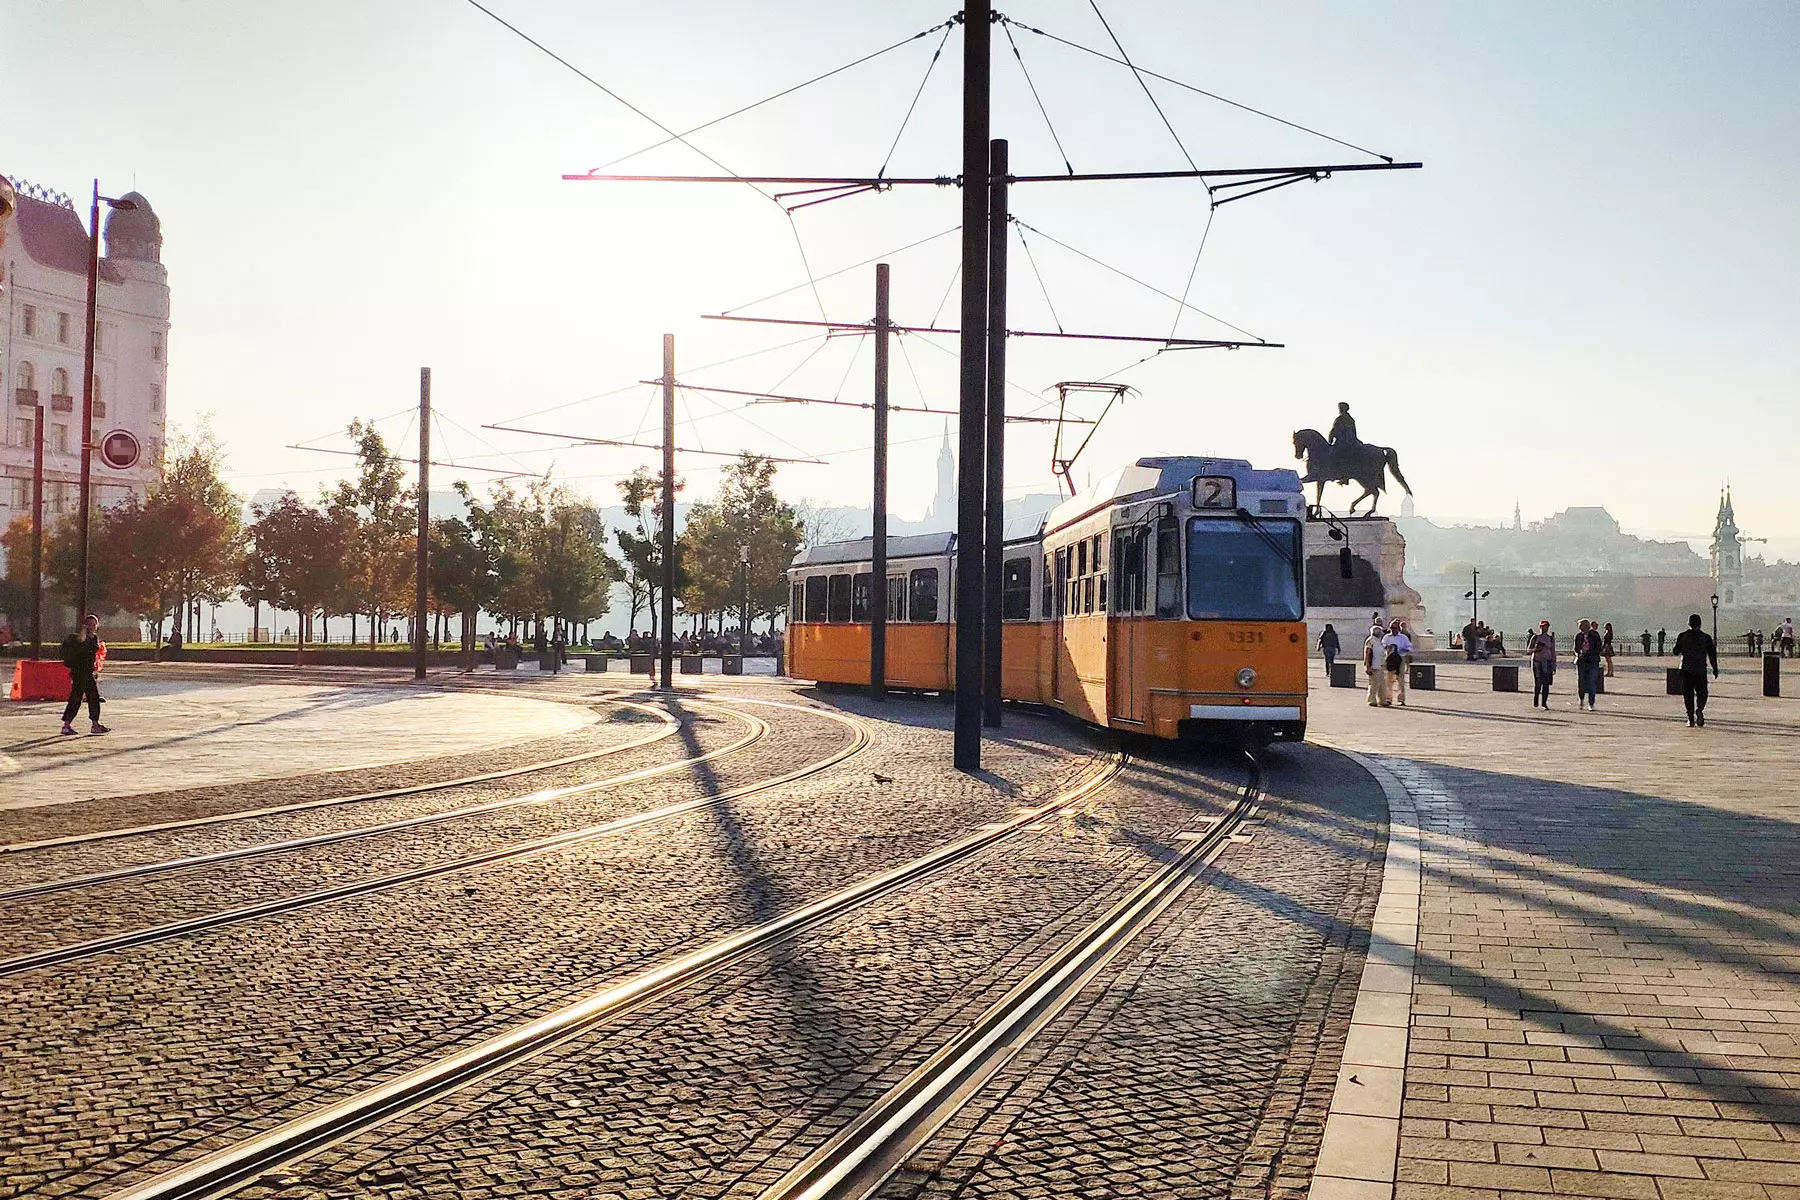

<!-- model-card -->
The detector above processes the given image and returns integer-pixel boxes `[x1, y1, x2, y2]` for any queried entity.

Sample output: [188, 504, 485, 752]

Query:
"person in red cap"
[1526, 619, 1557, 709]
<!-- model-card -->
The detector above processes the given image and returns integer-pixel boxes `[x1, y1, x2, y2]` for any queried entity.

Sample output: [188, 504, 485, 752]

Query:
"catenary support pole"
[660, 334, 677, 690]
[983, 138, 1008, 727]
[29, 404, 44, 659]
[871, 262, 890, 700]
[74, 181, 101, 620]
[953, 0, 992, 771]
[415, 368, 431, 680]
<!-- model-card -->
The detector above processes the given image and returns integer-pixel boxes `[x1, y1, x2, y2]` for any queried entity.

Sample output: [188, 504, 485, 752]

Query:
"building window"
[57, 312, 71, 344]
[52, 424, 69, 453]
[15, 361, 35, 393]
[51, 367, 70, 397]
[21, 306, 35, 339]
[94, 322, 105, 353]
[1002, 557, 1033, 621]
[908, 568, 940, 623]
[151, 332, 165, 362]
[150, 384, 163, 413]
[9, 478, 26, 508]
[12, 419, 32, 448]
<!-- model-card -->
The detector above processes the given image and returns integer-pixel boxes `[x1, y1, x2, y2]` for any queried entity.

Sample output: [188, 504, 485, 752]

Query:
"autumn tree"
[326, 421, 415, 647]
[246, 494, 349, 662]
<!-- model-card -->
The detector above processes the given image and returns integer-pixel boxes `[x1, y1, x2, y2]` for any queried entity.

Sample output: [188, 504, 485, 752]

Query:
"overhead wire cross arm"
[700, 312, 1284, 350]
[480, 422, 825, 466]
[661, 383, 1090, 426]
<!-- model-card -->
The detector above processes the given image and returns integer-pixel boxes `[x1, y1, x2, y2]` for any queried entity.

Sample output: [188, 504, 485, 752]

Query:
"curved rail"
[93, 739, 1117, 1200]
[760, 749, 1263, 1200]
[0, 704, 751, 902]
[0, 696, 682, 855]
[0, 700, 784, 977]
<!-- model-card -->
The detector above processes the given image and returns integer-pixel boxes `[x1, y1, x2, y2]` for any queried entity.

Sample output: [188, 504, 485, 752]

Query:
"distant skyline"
[4, 1, 1795, 549]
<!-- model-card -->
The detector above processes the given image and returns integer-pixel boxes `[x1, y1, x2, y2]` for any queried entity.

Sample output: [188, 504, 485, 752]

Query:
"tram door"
[1108, 529, 1142, 723]
[1051, 545, 1068, 703]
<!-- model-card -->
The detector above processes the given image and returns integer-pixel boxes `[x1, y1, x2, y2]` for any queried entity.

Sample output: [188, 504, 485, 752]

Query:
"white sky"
[5, 0, 1796, 550]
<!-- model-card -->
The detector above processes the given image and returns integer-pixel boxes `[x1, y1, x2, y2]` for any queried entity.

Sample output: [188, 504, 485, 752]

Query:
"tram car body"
[785, 456, 1309, 743]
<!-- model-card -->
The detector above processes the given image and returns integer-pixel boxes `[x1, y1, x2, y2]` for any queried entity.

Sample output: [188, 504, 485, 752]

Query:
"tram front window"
[1185, 519, 1302, 621]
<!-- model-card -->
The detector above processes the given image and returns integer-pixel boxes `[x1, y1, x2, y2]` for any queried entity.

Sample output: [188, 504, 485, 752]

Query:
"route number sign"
[98, 429, 140, 470]
[1191, 475, 1236, 511]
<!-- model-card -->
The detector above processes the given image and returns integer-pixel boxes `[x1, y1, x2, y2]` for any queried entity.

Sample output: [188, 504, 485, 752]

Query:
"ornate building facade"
[0, 175, 170, 573]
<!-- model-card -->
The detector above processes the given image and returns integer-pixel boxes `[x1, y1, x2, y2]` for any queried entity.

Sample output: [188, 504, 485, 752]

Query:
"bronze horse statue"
[1292, 429, 1413, 515]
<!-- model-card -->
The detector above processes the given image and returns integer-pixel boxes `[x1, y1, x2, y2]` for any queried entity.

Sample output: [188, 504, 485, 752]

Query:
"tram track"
[89, 746, 1128, 1200]
[0, 694, 682, 856]
[0, 701, 742, 902]
[0, 698, 863, 978]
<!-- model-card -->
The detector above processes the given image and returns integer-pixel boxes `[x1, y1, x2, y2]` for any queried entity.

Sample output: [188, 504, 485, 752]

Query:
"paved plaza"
[0, 657, 1793, 1199]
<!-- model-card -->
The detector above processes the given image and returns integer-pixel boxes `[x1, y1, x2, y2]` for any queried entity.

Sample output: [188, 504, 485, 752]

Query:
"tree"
[247, 494, 349, 662]
[327, 421, 415, 647]
[617, 466, 685, 644]
[530, 483, 620, 636]
[431, 480, 519, 666]
[680, 454, 804, 637]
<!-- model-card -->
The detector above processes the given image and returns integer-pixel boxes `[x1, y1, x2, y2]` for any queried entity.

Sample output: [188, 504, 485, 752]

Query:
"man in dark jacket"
[1317, 624, 1341, 675]
[59, 615, 109, 736]
[1671, 613, 1719, 727]
[1574, 619, 1603, 711]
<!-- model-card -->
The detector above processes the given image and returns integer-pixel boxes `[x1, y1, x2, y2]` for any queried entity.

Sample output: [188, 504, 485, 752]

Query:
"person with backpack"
[1527, 619, 1558, 710]
[1363, 622, 1385, 707]
[1381, 618, 1413, 707]
[60, 614, 109, 736]
[1574, 619, 1602, 710]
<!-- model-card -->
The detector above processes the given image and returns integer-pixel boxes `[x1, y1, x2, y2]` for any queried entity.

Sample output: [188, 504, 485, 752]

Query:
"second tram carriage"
[785, 455, 1310, 743]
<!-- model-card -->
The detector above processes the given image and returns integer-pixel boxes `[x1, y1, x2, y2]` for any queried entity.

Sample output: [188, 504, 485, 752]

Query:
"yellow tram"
[785, 456, 1310, 743]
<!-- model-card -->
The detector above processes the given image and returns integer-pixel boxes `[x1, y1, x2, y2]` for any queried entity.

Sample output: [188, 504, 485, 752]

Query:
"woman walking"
[1527, 619, 1557, 710]
[1602, 621, 1616, 677]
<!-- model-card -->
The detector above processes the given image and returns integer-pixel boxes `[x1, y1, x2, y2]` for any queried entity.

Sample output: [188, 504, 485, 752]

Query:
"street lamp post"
[74, 183, 138, 621]
[739, 546, 750, 658]
[1711, 593, 1720, 647]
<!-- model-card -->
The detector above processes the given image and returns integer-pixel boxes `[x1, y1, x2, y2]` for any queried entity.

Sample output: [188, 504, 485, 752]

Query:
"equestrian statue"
[1292, 402, 1412, 515]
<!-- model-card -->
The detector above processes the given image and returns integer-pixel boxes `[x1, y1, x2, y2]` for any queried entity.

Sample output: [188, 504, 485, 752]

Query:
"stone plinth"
[1304, 516, 1429, 650]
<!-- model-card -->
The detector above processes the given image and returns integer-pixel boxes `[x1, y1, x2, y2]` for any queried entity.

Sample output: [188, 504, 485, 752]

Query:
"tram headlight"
[1236, 667, 1257, 689]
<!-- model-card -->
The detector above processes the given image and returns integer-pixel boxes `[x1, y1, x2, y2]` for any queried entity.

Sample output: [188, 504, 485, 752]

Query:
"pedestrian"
[1574, 619, 1602, 711]
[1461, 618, 1481, 661]
[1746, 630, 1758, 657]
[1657, 626, 1667, 656]
[1671, 613, 1719, 726]
[1383, 618, 1413, 706]
[1527, 619, 1557, 709]
[1363, 622, 1384, 707]
[1317, 623, 1341, 675]
[59, 615, 109, 736]
[1602, 621, 1615, 677]
[1782, 617, 1795, 657]
[1640, 629, 1652, 657]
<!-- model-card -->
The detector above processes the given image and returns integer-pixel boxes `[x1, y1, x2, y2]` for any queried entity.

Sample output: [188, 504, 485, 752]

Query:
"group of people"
[1315, 614, 1418, 708]
[1740, 620, 1796, 657]
[1519, 614, 1721, 725]
[1456, 620, 1506, 660]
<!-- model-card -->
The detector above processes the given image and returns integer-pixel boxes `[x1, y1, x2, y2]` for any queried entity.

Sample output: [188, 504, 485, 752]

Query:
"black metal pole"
[982, 138, 1008, 728]
[29, 404, 44, 658]
[1471, 567, 1479, 626]
[953, 0, 992, 771]
[74, 181, 101, 621]
[740, 551, 750, 658]
[660, 334, 677, 690]
[871, 262, 890, 701]
[415, 367, 430, 680]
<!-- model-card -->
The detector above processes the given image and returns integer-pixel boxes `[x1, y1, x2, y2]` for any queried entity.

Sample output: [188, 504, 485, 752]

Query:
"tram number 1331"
[1191, 475, 1237, 510]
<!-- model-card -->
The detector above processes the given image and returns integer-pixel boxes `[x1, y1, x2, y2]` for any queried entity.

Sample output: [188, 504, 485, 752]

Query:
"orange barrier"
[9, 659, 72, 702]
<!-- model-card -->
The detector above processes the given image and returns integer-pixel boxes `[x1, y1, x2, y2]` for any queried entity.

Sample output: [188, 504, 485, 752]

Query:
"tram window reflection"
[1154, 517, 1181, 618]
[851, 572, 872, 622]
[804, 576, 829, 622]
[1185, 520, 1303, 621]
[1002, 557, 1032, 621]
[828, 574, 853, 622]
[909, 568, 939, 622]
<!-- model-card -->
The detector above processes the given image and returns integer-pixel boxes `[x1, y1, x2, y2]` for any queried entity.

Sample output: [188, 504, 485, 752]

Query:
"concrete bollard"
[680, 654, 705, 675]
[1492, 663, 1519, 692]
[1329, 662, 1358, 689]
[1408, 663, 1437, 691]
[629, 654, 653, 675]
[1765, 653, 1781, 698]
[722, 655, 744, 676]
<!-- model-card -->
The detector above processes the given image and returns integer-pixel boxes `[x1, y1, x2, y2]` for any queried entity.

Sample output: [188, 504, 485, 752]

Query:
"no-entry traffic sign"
[98, 429, 140, 470]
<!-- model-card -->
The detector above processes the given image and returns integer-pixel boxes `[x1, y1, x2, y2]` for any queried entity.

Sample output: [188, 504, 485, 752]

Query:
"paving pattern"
[1308, 658, 1800, 1200]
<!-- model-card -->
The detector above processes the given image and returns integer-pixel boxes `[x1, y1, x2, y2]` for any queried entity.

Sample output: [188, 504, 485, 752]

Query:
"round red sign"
[99, 429, 140, 470]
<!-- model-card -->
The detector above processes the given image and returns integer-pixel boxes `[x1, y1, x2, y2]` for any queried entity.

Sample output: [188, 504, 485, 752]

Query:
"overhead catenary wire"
[1168, 204, 1217, 340]
[1002, 21, 1074, 176]
[1085, 0, 1197, 171]
[1001, 14, 1396, 164]
[720, 227, 959, 315]
[877, 23, 955, 179]
[1012, 221, 1065, 334]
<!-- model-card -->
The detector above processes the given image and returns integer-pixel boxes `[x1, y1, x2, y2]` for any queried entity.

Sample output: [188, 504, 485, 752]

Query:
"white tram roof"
[792, 531, 954, 568]
[1045, 456, 1302, 534]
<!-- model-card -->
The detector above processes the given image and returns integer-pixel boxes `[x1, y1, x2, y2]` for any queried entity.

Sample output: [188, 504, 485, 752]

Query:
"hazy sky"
[6, 1, 1796, 552]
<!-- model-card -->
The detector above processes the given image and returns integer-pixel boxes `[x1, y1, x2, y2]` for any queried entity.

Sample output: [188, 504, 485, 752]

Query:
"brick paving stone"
[1310, 659, 1800, 1200]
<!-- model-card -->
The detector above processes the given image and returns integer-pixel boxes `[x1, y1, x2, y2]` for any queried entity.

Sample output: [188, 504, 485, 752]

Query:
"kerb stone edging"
[1305, 741, 1421, 1200]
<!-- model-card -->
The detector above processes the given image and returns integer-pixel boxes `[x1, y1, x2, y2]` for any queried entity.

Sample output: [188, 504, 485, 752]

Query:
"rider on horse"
[1328, 402, 1362, 473]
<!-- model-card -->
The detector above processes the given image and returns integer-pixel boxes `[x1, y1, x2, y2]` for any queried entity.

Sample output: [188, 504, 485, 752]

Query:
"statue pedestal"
[1303, 516, 1429, 650]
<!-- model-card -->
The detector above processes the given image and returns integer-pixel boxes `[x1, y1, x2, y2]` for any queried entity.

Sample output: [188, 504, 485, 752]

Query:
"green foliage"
[244, 494, 350, 647]
[325, 420, 416, 642]
[617, 466, 686, 639]
[676, 453, 802, 628]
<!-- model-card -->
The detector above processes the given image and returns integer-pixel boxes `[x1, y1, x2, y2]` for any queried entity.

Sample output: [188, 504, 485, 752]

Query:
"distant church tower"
[925, 422, 956, 529]
[1513, 500, 1522, 532]
[1399, 493, 1415, 519]
[1710, 486, 1742, 603]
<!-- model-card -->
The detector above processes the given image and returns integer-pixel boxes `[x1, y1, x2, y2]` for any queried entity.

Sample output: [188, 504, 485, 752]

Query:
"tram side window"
[1042, 556, 1054, 619]
[804, 576, 829, 622]
[1083, 575, 1095, 614]
[791, 582, 804, 621]
[828, 574, 853, 622]
[887, 576, 907, 621]
[1113, 531, 1139, 613]
[909, 568, 940, 622]
[1154, 516, 1181, 618]
[1002, 556, 1032, 621]
[851, 572, 872, 622]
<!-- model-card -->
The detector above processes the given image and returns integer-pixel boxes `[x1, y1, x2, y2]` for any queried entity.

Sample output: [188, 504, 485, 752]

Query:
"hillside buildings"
[1, 176, 170, 570]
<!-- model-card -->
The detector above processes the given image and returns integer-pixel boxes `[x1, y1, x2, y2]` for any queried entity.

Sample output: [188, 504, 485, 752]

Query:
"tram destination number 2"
[1192, 475, 1237, 510]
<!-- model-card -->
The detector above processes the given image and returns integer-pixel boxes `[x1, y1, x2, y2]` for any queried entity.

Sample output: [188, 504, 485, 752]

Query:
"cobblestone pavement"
[0, 672, 595, 811]
[1308, 659, 1800, 1200]
[1, 680, 1105, 1198]
[219, 739, 1382, 1200]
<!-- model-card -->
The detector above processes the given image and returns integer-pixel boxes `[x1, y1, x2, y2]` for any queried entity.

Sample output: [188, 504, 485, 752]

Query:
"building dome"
[104, 192, 161, 262]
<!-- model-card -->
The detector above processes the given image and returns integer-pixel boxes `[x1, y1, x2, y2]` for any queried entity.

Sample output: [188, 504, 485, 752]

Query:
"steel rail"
[94, 746, 1122, 1200]
[0, 697, 682, 856]
[760, 750, 1263, 1200]
[0, 700, 811, 977]
[0, 703, 756, 902]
